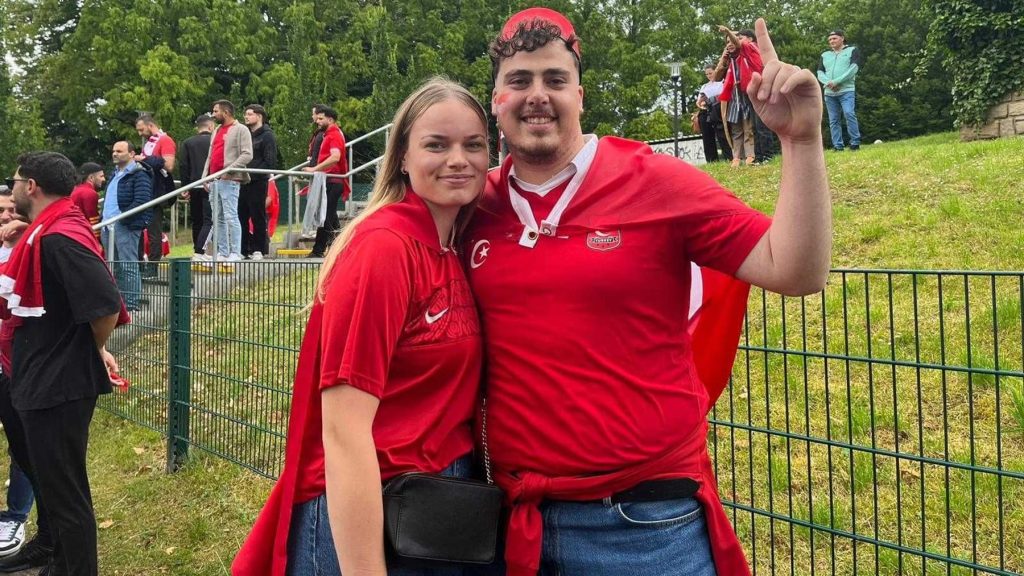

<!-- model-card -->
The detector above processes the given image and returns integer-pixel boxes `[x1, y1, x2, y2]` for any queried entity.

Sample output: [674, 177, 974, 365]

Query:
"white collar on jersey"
[506, 134, 598, 248]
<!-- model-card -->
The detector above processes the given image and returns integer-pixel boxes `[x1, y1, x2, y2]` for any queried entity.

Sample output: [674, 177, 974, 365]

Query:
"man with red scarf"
[465, 8, 830, 576]
[1, 151, 129, 576]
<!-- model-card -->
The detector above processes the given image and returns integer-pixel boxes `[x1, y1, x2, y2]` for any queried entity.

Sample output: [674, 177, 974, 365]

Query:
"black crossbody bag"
[382, 399, 503, 565]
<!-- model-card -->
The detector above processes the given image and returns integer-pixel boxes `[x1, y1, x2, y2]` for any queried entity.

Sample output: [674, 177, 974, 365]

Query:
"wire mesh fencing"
[100, 263, 1023, 575]
[714, 270, 1023, 575]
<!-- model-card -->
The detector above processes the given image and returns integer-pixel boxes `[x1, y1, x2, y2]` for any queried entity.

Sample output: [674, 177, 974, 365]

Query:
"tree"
[804, 0, 954, 140]
[1, 0, 962, 169]
[926, 0, 1024, 127]
[0, 4, 45, 177]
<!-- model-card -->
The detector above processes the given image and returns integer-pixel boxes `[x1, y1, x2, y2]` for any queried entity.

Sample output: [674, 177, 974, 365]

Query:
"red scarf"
[0, 198, 130, 372]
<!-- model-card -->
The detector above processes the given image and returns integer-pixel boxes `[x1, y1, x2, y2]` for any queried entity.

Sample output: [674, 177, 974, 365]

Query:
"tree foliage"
[925, 0, 1024, 126]
[0, 3, 45, 178]
[1, 0, 959, 170]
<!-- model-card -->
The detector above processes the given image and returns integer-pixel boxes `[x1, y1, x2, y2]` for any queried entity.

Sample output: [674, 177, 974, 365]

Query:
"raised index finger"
[755, 18, 778, 63]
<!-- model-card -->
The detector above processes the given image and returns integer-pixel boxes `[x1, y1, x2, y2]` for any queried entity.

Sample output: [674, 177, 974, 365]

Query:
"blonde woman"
[233, 78, 490, 576]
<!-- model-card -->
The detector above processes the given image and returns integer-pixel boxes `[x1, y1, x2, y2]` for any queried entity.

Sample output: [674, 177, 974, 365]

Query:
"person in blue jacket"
[101, 140, 152, 311]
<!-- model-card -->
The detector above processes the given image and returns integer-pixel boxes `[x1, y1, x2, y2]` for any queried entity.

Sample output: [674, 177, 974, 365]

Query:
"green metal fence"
[101, 261, 1024, 575]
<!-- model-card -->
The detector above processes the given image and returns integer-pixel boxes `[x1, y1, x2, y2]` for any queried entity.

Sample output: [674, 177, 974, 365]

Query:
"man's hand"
[746, 18, 823, 145]
[100, 347, 119, 375]
[717, 25, 731, 34]
[134, 154, 146, 162]
[826, 81, 836, 90]
[0, 220, 28, 243]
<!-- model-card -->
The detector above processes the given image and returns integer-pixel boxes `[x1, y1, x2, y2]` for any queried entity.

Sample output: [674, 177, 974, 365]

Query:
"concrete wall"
[961, 91, 1024, 141]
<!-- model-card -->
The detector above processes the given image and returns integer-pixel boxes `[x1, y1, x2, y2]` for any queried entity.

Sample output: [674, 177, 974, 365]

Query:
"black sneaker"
[849, 144, 860, 151]
[0, 536, 53, 572]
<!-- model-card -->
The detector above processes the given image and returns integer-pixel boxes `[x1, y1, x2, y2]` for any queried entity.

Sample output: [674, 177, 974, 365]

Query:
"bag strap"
[481, 398, 493, 485]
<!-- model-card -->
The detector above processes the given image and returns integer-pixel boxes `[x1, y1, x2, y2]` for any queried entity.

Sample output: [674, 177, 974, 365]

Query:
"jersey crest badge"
[470, 239, 490, 269]
[586, 230, 622, 252]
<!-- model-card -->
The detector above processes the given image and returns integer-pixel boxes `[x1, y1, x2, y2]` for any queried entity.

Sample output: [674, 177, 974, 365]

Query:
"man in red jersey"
[465, 8, 830, 576]
[134, 113, 177, 275]
[70, 162, 104, 239]
[301, 105, 350, 258]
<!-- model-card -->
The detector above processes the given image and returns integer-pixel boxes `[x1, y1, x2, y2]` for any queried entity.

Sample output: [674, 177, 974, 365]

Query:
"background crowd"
[0, 0, 958, 180]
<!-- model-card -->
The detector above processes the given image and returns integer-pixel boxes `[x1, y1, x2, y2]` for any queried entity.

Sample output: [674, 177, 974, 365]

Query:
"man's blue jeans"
[103, 224, 142, 310]
[0, 455, 33, 522]
[468, 496, 717, 576]
[825, 90, 861, 150]
[0, 459, 34, 524]
[213, 180, 242, 257]
[530, 497, 717, 576]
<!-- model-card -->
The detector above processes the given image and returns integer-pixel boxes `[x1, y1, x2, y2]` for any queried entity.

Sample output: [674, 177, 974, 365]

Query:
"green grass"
[704, 133, 1024, 575]
[0, 414, 270, 575]
[704, 133, 1024, 271]
[166, 222, 301, 258]
[6, 132, 1021, 575]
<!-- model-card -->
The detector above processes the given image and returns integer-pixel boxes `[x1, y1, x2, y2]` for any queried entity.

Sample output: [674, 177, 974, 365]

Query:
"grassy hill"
[705, 133, 1024, 270]
[707, 133, 1024, 575]
[4, 132, 1021, 575]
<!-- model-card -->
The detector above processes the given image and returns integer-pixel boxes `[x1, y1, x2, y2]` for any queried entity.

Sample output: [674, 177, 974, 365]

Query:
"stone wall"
[960, 91, 1024, 141]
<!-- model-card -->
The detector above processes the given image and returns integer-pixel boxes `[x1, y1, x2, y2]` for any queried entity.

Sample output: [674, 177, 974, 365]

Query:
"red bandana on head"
[500, 7, 581, 59]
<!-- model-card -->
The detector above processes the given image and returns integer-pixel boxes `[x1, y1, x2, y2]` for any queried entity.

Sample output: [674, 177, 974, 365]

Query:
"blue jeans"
[0, 458, 34, 523]
[103, 223, 142, 310]
[825, 91, 860, 150]
[213, 180, 242, 257]
[528, 497, 716, 576]
[286, 455, 481, 576]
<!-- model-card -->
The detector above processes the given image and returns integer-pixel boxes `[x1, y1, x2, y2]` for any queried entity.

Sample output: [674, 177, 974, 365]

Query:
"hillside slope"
[704, 133, 1024, 270]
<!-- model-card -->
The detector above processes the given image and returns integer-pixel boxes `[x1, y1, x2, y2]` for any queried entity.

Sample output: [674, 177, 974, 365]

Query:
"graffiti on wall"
[646, 137, 707, 166]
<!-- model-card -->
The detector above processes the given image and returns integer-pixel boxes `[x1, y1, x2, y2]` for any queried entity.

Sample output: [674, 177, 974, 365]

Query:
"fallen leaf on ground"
[99, 520, 115, 529]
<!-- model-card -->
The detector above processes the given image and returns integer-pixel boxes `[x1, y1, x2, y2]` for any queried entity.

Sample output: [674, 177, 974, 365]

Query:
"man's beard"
[508, 134, 560, 165]
[14, 197, 31, 220]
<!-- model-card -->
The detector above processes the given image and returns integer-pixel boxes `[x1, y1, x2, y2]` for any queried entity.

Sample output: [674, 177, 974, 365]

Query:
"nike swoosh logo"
[425, 308, 449, 324]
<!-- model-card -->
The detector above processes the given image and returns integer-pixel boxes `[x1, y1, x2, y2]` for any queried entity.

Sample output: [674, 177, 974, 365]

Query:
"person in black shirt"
[304, 104, 326, 247]
[308, 104, 326, 170]
[179, 114, 215, 261]
[3, 151, 126, 576]
[241, 104, 278, 259]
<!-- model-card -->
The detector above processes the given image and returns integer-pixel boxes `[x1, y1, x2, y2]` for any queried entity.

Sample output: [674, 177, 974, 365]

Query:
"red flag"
[687, 263, 751, 409]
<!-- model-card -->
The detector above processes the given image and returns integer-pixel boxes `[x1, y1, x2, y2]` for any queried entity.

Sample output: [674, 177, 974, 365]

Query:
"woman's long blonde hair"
[314, 77, 489, 302]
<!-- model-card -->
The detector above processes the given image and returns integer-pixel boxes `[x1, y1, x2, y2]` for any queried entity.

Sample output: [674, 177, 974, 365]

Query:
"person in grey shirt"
[201, 99, 253, 266]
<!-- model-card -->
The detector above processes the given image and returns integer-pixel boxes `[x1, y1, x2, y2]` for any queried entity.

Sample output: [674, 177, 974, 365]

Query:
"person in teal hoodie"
[817, 29, 862, 151]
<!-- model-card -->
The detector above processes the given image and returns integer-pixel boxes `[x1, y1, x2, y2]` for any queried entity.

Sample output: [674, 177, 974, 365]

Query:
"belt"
[567, 478, 700, 506]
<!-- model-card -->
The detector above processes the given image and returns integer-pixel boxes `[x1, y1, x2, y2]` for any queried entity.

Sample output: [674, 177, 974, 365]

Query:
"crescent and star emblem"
[470, 240, 490, 269]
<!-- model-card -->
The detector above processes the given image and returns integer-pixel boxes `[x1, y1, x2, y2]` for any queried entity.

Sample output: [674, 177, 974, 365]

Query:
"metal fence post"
[166, 258, 192, 472]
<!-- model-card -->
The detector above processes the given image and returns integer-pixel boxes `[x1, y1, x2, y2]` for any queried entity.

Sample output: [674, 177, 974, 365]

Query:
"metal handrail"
[347, 123, 392, 147]
[270, 160, 309, 182]
[97, 123, 392, 260]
